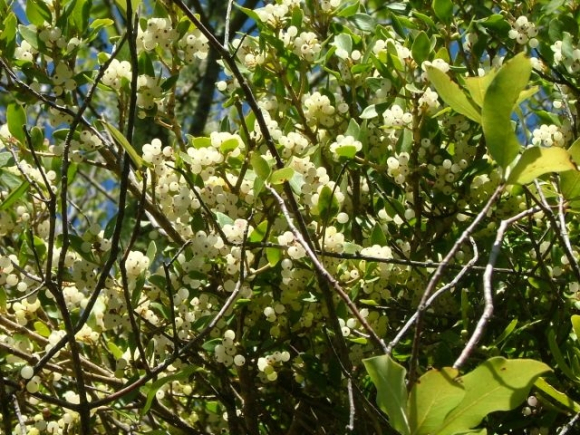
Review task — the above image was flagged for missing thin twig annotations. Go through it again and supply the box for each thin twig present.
[387,237,479,355]
[408,184,504,386]
[558,411,580,435]
[454,206,540,369]
[224,0,235,45]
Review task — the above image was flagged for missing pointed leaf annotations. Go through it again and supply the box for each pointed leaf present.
[482,52,531,169]
[408,367,464,435]
[560,170,580,202]
[432,0,453,23]
[435,357,551,435]
[7,103,27,144]
[426,67,481,123]
[412,31,431,65]
[271,167,294,185]
[463,72,497,108]
[534,377,580,413]
[102,120,144,169]
[507,147,575,185]
[363,355,410,435]
[0,181,29,211]
[251,152,271,180]
[318,186,339,221]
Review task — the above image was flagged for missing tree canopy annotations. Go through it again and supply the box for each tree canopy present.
[1,0,580,434]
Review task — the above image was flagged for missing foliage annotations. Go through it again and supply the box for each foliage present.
[2,0,580,434]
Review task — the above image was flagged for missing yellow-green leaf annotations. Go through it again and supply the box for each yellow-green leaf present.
[435,358,551,435]
[463,72,497,108]
[426,67,481,123]
[102,120,144,169]
[271,167,294,185]
[507,147,575,185]
[408,367,464,435]
[363,355,410,435]
[482,52,531,169]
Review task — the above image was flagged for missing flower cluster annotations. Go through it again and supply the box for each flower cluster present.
[508,16,539,47]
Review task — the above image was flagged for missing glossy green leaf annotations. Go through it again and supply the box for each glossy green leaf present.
[249,220,268,242]
[426,67,481,122]
[141,366,199,415]
[408,367,464,435]
[271,167,294,185]
[33,321,51,338]
[534,377,580,413]
[266,247,281,267]
[412,31,431,65]
[18,24,40,50]
[363,354,410,435]
[507,147,575,185]
[102,120,144,169]
[435,357,551,435]
[482,52,531,169]
[560,170,580,202]
[251,151,271,180]
[146,240,157,265]
[318,186,339,221]
[432,0,453,23]
[0,12,17,58]
[0,181,29,211]
[334,33,352,58]
[7,103,27,144]
[26,0,52,26]
[463,72,496,108]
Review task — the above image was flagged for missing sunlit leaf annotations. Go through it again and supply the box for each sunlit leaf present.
[435,358,551,435]
[408,367,464,435]
[482,52,531,169]
[102,120,144,169]
[507,147,575,185]
[0,181,29,211]
[363,354,410,435]
[426,67,481,122]
[271,167,294,185]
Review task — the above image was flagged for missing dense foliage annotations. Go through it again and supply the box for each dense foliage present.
[2,0,580,433]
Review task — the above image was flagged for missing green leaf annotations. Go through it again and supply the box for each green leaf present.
[249,220,268,243]
[0,13,17,58]
[7,103,27,144]
[266,247,281,267]
[425,67,481,123]
[338,1,359,17]
[214,211,234,227]
[146,240,157,265]
[350,13,377,32]
[548,329,580,384]
[412,31,431,65]
[435,357,551,435]
[18,24,40,50]
[507,147,575,185]
[318,186,339,221]
[220,137,240,154]
[0,181,29,211]
[534,377,580,413]
[271,167,294,185]
[572,315,580,342]
[363,354,410,435]
[408,367,464,435]
[334,33,352,58]
[463,72,496,108]
[432,0,453,23]
[251,152,271,180]
[141,366,199,415]
[482,52,531,169]
[26,0,52,26]
[33,321,51,338]
[101,120,144,169]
